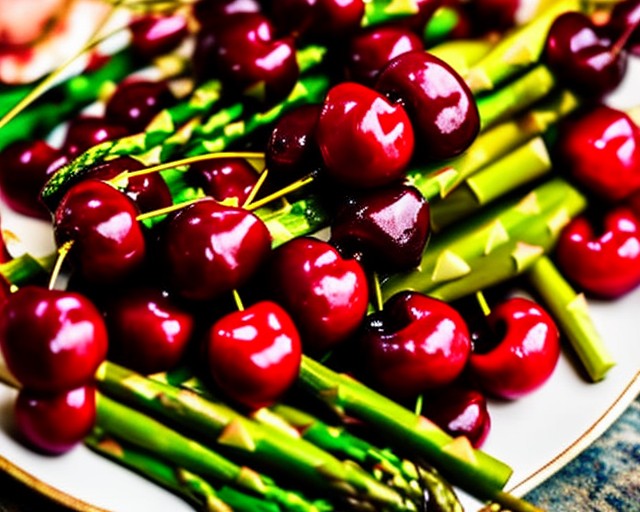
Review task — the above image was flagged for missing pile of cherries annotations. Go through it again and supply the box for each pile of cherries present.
[0,0,638,461]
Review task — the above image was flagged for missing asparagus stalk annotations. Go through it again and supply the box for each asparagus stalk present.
[0,253,55,288]
[96,362,418,511]
[429,39,493,76]
[526,256,616,381]
[94,392,330,512]
[85,430,284,512]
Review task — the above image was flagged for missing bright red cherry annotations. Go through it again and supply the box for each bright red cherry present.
[62,116,129,157]
[358,291,471,399]
[555,207,640,299]
[316,82,414,189]
[0,139,61,219]
[0,286,108,392]
[375,50,480,161]
[130,14,189,59]
[206,301,302,410]
[104,287,195,374]
[469,297,560,400]
[160,199,272,302]
[556,105,640,202]
[346,25,424,86]
[53,180,147,285]
[186,157,260,206]
[545,12,628,98]
[330,184,430,271]
[105,79,176,134]
[14,384,96,455]
[269,237,369,354]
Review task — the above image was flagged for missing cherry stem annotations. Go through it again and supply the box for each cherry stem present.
[48,241,74,291]
[244,173,316,212]
[475,290,492,317]
[135,198,203,222]
[372,272,384,313]
[0,1,125,131]
[414,394,424,417]
[242,168,269,208]
[232,289,245,312]
[611,14,640,57]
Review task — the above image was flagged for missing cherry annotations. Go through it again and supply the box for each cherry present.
[53,180,147,285]
[160,199,272,302]
[555,207,640,299]
[104,287,195,374]
[14,384,96,455]
[375,50,480,161]
[545,12,628,98]
[0,139,61,219]
[465,0,522,33]
[268,237,369,354]
[555,105,640,202]
[193,0,261,27]
[469,297,560,400]
[105,79,176,134]
[607,0,640,56]
[358,291,471,399]
[330,184,430,271]
[315,82,414,189]
[186,157,259,206]
[423,386,491,448]
[0,286,108,392]
[130,14,189,59]
[206,301,302,410]
[193,13,299,105]
[345,25,424,86]
[63,116,129,157]
[265,104,323,185]
[84,156,172,213]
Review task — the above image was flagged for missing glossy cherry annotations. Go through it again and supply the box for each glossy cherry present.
[316,82,414,189]
[160,199,272,302]
[269,237,369,354]
[0,286,108,392]
[423,386,491,447]
[105,79,175,134]
[358,291,471,399]
[63,116,129,157]
[346,25,424,86]
[556,105,640,202]
[130,14,189,59]
[607,0,640,56]
[0,139,61,218]
[53,180,147,284]
[469,297,560,400]
[104,287,195,374]
[545,12,628,98]
[193,0,261,27]
[186,157,259,206]
[375,50,480,160]
[330,184,430,271]
[206,301,302,410]
[14,384,96,455]
[555,207,640,299]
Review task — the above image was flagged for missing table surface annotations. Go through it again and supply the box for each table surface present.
[0,395,638,512]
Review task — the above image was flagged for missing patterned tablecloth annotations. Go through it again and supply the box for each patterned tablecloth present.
[0,395,638,512]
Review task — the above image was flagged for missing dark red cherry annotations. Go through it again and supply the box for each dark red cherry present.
[545,11,628,98]
[465,0,521,33]
[555,207,640,299]
[358,291,471,399]
[193,0,261,27]
[206,301,302,410]
[86,156,172,213]
[0,139,61,219]
[316,82,414,189]
[53,180,146,284]
[0,286,108,392]
[330,184,430,271]
[186,157,259,205]
[15,384,96,455]
[265,104,322,184]
[105,79,175,134]
[423,386,491,448]
[346,25,424,86]
[469,297,560,400]
[269,237,369,354]
[607,0,640,56]
[130,14,189,59]
[375,50,480,160]
[161,199,272,302]
[104,287,195,374]
[556,105,640,202]
[63,116,129,157]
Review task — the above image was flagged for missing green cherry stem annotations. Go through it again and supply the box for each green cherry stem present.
[47,241,74,291]
[475,290,492,317]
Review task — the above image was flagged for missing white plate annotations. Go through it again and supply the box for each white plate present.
[0,57,639,512]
